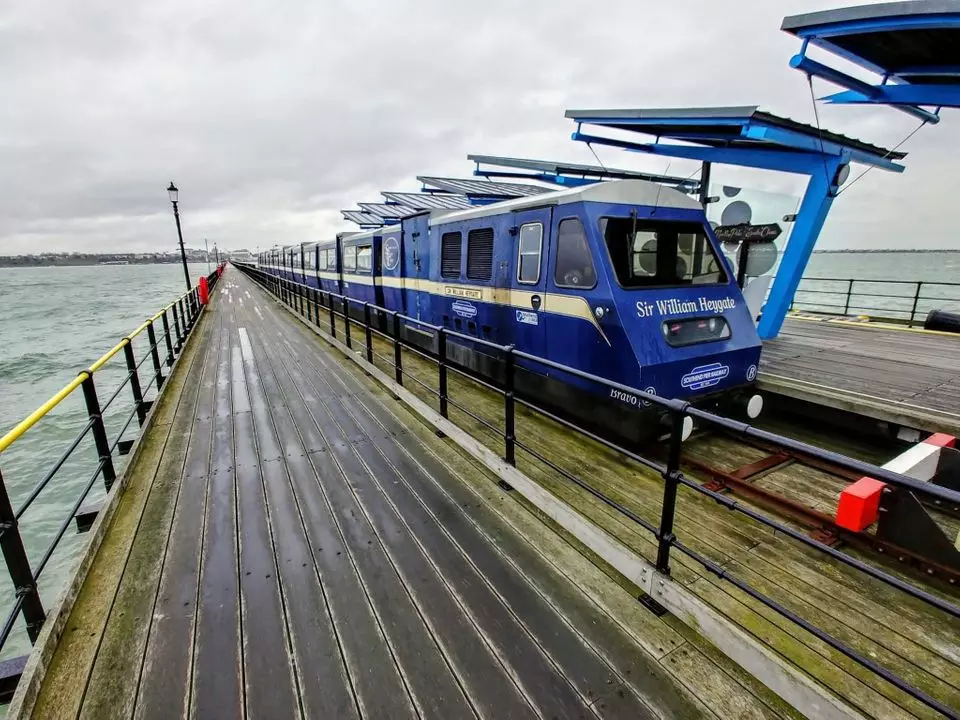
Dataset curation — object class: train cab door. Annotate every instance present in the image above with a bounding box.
[511,208,551,358]
[402,214,431,322]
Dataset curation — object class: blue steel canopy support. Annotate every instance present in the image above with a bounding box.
[789,54,941,124]
[757,156,844,338]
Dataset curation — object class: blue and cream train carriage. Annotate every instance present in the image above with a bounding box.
[259,179,763,437]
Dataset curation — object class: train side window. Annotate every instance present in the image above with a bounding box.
[516,223,543,285]
[440,232,462,278]
[466,228,494,281]
[554,218,596,289]
[357,245,372,273]
[344,246,357,272]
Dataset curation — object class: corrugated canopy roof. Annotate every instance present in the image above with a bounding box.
[341,210,385,227]
[380,191,472,210]
[565,105,904,160]
[417,176,550,197]
[467,153,697,187]
[782,1,960,83]
[357,202,419,219]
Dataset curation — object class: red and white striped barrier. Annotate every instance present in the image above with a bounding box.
[836,433,956,532]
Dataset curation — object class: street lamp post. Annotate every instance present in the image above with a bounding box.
[204,237,211,273]
[167,182,192,295]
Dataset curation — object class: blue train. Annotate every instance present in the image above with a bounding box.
[259,179,763,440]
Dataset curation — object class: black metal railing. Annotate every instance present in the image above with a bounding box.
[237,263,960,719]
[787,276,960,327]
[0,264,224,683]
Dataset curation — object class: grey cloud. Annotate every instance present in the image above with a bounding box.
[1,0,958,255]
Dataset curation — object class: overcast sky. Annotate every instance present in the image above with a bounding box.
[1,0,957,255]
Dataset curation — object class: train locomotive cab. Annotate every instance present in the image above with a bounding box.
[425,179,762,441]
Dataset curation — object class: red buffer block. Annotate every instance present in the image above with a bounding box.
[836,477,886,532]
[199,276,209,305]
[924,432,956,448]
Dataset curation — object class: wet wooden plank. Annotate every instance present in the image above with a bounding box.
[236,319,358,720]
[265,347,538,720]
[236,330,415,719]
[233,411,299,719]
[255,360,476,718]
[134,324,219,720]
[255,309,596,719]
[190,317,242,719]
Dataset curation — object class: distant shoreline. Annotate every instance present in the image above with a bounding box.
[811,249,957,254]
[0,253,224,268]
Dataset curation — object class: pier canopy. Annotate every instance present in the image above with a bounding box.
[417,175,550,201]
[357,202,419,220]
[380,191,471,210]
[342,177,550,228]
[565,105,905,339]
[340,210,385,228]
[782,0,960,121]
[467,153,699,192]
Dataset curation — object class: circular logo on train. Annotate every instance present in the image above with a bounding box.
[383,236,400,271]
[642,386,657,407]
[746,364,757,382]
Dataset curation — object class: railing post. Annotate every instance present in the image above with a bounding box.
[178,298,189,336]
[147,322,165,390]
[123,340,147,427]
[843,279,853,316]
[504,345,515,465]
[329,294,337,338]
[393,312,403,385]
[364,303,374,363]
[656,409,686,574]
[313,287,320,325]
[307,285,314,324]
[438,329,448,419]
[81,374,117,491]
[909,281,922,327]
[161,311,175,367]
[342,297,352,349]
[0,469,46,643]
[171,302,184,353]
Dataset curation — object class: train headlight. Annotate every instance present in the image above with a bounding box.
[594,306,605,320]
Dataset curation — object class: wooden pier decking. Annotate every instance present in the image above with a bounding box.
[231,274,959,720]
[761,317,960,435]
[11,270,800,720]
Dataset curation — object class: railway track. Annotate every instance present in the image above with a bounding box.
[679,430,960,586]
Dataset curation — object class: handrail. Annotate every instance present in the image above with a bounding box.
[240,263,960,719]
[786,275,960,327]
[0,262,226,680]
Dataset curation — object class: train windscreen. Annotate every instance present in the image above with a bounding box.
[600,218,727,288]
